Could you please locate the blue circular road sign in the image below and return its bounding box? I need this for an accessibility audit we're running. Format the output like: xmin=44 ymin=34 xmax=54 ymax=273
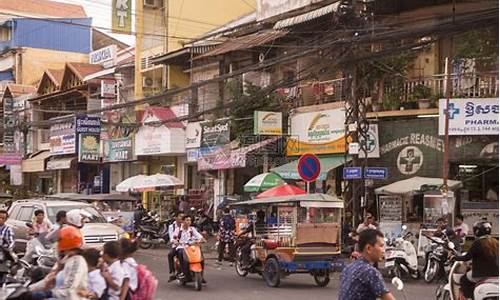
xmin=297 ymin=153 xmax=321 ymax=182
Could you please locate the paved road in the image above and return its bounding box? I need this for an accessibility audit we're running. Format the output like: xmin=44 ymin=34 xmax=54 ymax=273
xmin=136 ymin=248 xmax=441 ymax=300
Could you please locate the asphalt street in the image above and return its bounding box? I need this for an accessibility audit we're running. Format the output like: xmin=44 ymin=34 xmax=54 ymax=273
xmin=136 ymin=248 xmax=441 ymax=300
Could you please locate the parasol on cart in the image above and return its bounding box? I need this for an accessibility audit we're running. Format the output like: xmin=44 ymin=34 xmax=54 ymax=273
xmin=244 ymin=172 xmax=285 ymax=193
xmin=255 ymin=184 xmax=306 ymax=199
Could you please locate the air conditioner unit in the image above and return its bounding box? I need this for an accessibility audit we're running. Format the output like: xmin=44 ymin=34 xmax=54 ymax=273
xmin=144 ymin=0 xmax=159 ymax=8
xmin=143 ymin=76 xmax=159 ymax=88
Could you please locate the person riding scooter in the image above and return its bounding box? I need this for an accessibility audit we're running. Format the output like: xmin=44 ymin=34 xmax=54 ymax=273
xmin=172 ymin=215 xmax=206 ymax=282
xmin=453 ymin=220 xmax=499 ymax=300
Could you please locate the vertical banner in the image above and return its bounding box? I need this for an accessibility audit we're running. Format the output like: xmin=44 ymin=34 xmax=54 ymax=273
xmin=359 ymin=124 xmax=380 ymax=158
xmin=112 ymin=0 xmax=132 ymax=33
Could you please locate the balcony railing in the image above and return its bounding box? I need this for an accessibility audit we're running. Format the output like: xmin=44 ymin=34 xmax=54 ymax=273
xmin=398 ymin=71 xmax=499 ymax=100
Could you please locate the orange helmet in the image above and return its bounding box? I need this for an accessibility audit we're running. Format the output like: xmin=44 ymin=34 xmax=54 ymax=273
xmin=58 ymin=226 xmax=83 ymax=252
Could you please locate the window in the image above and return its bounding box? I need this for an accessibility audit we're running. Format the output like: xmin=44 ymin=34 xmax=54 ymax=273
xmin=46 ymin=206 xmax=106 ymax=224
xmin=9 ymin=205 xmax=21 ymax=220
xmin=17 ymin=206 xmax=34 ymax=222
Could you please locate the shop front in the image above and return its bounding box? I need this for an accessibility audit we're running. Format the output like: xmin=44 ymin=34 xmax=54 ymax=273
xmin=134 ymin=106 xmax=186 ymax=213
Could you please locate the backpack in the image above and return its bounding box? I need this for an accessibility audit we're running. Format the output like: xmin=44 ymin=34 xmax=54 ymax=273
xmin=131 ymin=264 xmax=158 ymax=300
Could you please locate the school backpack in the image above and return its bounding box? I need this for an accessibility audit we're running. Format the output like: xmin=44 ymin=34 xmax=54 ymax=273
xmin=131 ymin=264 xmax=158 ymax=300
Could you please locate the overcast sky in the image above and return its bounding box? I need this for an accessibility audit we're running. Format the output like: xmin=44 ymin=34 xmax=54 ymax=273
xmin=59 ymin=0 xmax=136 ymax=47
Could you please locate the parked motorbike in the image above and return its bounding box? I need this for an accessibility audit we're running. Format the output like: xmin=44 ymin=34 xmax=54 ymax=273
xmin=173 ymin=244 xmax=204 ymax=291
xmin=136 ymin=211 xmax=173 ymax=249
xmin=436 ymin=244 xmax=498 ymax=300
xmin=422 ymin=233 xmax=454 ymax=283
xmin=194 ymin=211 xmax=218 ymax=236
xmin=384 ymin=225 xmax=419 ymax=281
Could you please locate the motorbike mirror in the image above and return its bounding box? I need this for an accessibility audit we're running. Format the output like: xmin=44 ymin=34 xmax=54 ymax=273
xmin=391 ymin=277 xmax=404 ymax=291
xmin=448 ymin=242 xmax=455 ymax=250
xmin=384 ymin=237 xmax=388 ymax=242
xmin=401 ymin=225 xmax=407 ymax=231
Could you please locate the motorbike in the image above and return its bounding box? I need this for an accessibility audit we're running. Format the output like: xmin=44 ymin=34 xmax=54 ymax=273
xmin=234 ymin=235 xmax=259 ymax=277
xmin=423 ymin=233 xmax=454 ymax=283
xmin=384 ymin=225 xmax=419 ymax=281
xmin=194 ymin=212 xmax=218 ymax=236
xmin=173 ymin=243 xmax=204 ymax=291
xmin=436 ymin=244 xmax=499 ymax=300
xmin=136 ymin=212 xmax=173 ymax=249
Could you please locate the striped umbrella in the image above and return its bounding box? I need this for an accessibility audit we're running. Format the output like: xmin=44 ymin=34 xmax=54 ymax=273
xmin=244 ymin=172 xmax=285 ymax=193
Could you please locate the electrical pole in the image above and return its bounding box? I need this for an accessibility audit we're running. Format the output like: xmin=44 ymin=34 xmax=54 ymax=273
xmin=134 ymin=0 xmax=144 ymax=106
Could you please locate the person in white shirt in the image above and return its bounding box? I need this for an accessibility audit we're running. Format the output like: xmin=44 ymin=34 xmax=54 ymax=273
xmin=172 ymin=215 xmax=204 ymax=279
xmin=120 ymin=238 xmax=139 ymax=299
xmin=356 ymin=213 xmax=377 ymax=233
xmin=81 ymin=248 xmax=106 ymax=300
xmin=454 ymin=214 xmax=470 ymax=239
xmin=168 ymin=213 xmax=184 ymax=281
xmin=101 ymin=241 xmax=125 ymax=300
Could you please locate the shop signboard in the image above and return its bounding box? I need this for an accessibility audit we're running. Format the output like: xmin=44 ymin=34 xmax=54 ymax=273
xmin=287 ymin=108 xmax=346 ymax=156
xmin=112 ymin=0 xmax=132 ymax=33
xmin=103 ymin=137 xmax=134 ymax=162
xmin=253 ymin=111 xmax=282 ymax=135
xmin=185 ymin=122 xmax=202 ymax=149
xmin=2 ymin=94 xmax=14 ymax=153
xmin=78 ymin=134 xmax=100 ymax=162
xmin=439 ymin=98 xmax=499 ymax=136
xmin=50 ymin=121 xmax=76 ymax=155
xmin=75 ymin=115 xmax=101 ymax=134
xmin=377 ymin=119 xmax=444 ymax=182
xmin=101 ymin=80 xmax=116 ymax=98
xmin=377 ymin=195 xmax=402 ymax=222
xmin=359 ymin=124 xmax=380 ymax=158
xmin=200 ymin=118 xmax=230 ymax=149
xmin=9 ymin=165 xmax=22 ymax=185
xmin=135 ymin=125 xmax=185 ymax=155
xmin=0 ymin=153 xmax=22 ymax=165
xmin=90 ymin=45 xmax=117 ymax=65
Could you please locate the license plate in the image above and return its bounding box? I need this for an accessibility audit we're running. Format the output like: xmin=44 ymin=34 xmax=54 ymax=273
xmin=385 ymin=260 xmax=395 ymax=268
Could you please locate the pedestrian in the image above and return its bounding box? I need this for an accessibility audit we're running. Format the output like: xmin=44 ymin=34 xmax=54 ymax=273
xmin=30 ymin=209 xmax=52 ymax=235
xmin=178 ymin=196 xmax=189 ymax=214
xmin=101 ymin=241 xmax=125 ymax=300
xmin=0 ymin=210 xmax=15 ymax=251
xmin=356 ymin=213 xmax=377 ymax=233
xmin=339 ymin=229 xmax=395 ymax=300
xmin=216 ymin=207 xmax=236 ymax=265
xmin=80 ymin=248 xmax=107 ymax=300
xmin=168 ymin=212 xmax=184 ymax=282
xmin=120 ymin=238 xmax=139 ymax=300
xmin=454 ymin=214 xmax=470 ymax=238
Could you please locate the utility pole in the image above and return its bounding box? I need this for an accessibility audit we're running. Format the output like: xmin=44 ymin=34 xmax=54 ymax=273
xmin=134 ymin=0 xmax=144 ymax=106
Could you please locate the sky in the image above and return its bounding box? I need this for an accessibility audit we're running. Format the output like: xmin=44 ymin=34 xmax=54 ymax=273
xmin=59 ymin=0 xmax=136 ymax=46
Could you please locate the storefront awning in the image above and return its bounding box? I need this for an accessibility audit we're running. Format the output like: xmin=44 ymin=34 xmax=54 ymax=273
xmin=273 ymin=2 xmax=340 ymax=29
xmin=21 ymin=150 xmax=50 ymax=173
xmin=46 ymin=157 xmax=75 ymax=170
xmin=270 ymin=155 xmax=349 ymax=181
xmin=374 ymin=177 xmax=462 ymax=195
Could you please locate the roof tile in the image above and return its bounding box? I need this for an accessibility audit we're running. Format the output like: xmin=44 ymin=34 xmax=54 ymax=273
xmin=0 ymin=0 xmax=87 ymax=18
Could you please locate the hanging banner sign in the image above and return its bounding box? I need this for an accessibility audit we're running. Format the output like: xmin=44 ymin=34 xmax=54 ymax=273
xmin=101 ymin=80 xmax=117 ymax=98
xmin=200 ymin=119 xmax=230 ymax=149
xmin=287 ymin=108 xmax=346 ymax=156
xmin=359 ymin=124 xmax=380 ymax=158
xmin=439 ymin=98 xmax=499 ymax=135
xmin=254 ymin=111 xmax=282 ymax=135
xmin=75 ymin=115 xmax=101 ymax=134
xmin=103 ymin=137 xmax=134 ymax=162
xmin=112 ymin=0 xmax=132 ymax=33
xmin=78 ymin=133 xmax=100 ymax=162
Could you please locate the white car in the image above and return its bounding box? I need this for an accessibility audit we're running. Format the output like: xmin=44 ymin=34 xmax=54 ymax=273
xmin=7 ymin=199 xmax=126 ymax=252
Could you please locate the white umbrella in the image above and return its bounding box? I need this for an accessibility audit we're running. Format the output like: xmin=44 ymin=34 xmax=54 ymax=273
xmin=134 ymin=173 xmax=183 ymax=191
xmin=115 ymin=175 xmax=149 ymax=192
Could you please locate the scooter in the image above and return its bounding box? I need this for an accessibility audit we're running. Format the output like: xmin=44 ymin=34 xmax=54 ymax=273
xmin=422 ymin=233 xmax=454 ymax=283
xmin=436 ymin=244 xmax=499 ymax=300
xmin=384 ymin=225 xmax=419 ymax=280
xmin=173 ymin=244 xmax=204 ymax=291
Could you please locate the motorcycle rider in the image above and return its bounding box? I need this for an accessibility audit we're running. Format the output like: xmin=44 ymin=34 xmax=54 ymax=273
xmin=172 ymin=215 xmax=205 ymax=281
xmin=454 ymin=220 xmax=499 ymax=300
xmin=168 ymin=212 xmax=184 ymax=282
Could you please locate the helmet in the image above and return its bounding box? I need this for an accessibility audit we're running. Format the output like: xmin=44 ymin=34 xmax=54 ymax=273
xmin=58 ymin=226 xmax=83 ymax=252
xmin=66 ymin=209 xmax=92 ymax=228
xmin=473 ymin=220 xmax=492 ymax=237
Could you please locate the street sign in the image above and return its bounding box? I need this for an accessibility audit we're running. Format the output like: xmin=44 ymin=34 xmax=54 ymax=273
xmin=364 ymin=167 xmax=388 ymax=180
xmin=343 ymin=167 xmax=362 ymax=179
xmin=297 ymin=153 xmax=321 ymax=182
xmin=348 ymin=142 xmax=360 ymax=155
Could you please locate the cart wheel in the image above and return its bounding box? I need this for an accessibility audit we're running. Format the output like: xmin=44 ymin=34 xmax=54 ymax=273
xmin=313 ymin=271 xmax=330 ymax=287
xmin=263 ymin=258 xmax=281 ymax=287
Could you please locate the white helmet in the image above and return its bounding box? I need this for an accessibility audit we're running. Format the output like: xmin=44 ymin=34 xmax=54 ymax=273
xmin=66 ymin=209 xmax=92 ymax=228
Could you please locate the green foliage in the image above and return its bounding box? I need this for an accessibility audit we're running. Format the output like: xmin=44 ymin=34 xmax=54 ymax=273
xmin=454 ymin=27 xmax=499 ymax=63
xmin=382 ymin=90 xmax=400 ymax=111
xmin=412 ymin=84 xmax=432 ymax=100
xmin=228 ymin=80 xmax=286 ymax=140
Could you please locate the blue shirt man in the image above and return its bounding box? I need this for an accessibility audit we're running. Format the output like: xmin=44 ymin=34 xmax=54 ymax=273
xmin=339 ymin=229 xmax=395 ymax=300
xmin=0 ymin=210 xmax=15 ymax=250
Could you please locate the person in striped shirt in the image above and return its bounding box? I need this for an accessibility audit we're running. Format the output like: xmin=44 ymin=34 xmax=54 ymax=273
xmin=0 ymin=210 xmax=15 ymax=251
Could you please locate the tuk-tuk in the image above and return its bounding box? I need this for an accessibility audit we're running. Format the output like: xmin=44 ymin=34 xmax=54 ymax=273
xmin=47 ymin=193 xmax=138 ymax=233
xmin=231 ymin=193 xmax=344 ymax=288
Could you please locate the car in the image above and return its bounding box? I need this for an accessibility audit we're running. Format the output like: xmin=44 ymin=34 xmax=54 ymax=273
xmin=6 ymin=199 xmax=127 ymax=253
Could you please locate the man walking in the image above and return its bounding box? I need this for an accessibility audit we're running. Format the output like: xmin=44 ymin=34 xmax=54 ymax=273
xmin=339 ymin=229 xmax=395 ymax=300
xmin=216 ymin=207 xmax=236 ymax=265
